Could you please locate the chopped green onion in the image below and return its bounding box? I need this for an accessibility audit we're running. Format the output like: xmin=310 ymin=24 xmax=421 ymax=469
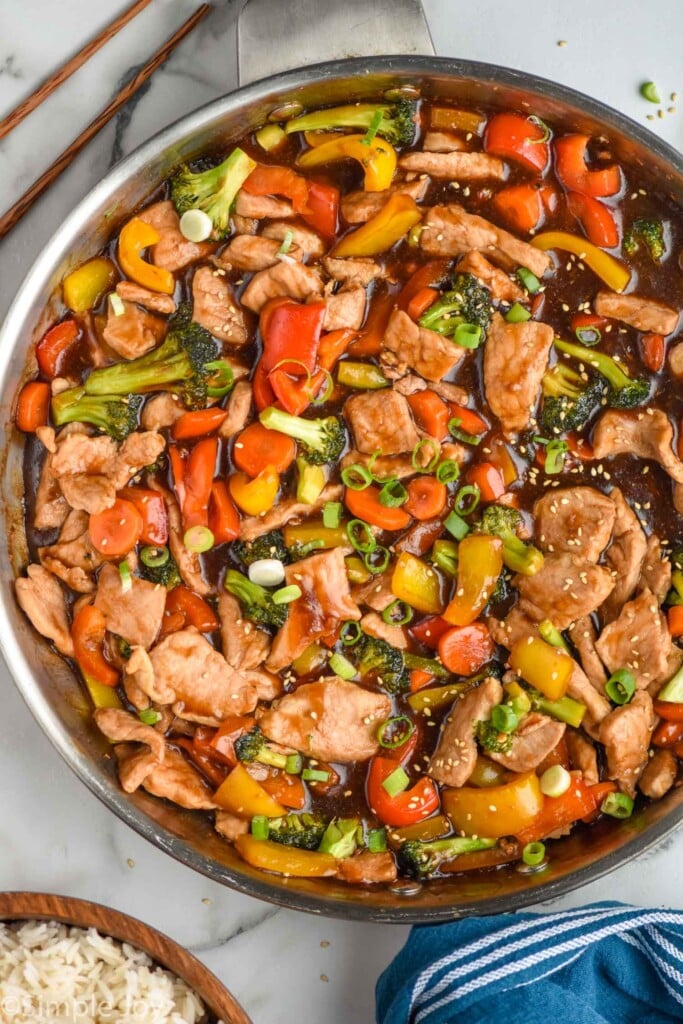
xmin=138 ymin=708 xmax=161 ymax=726
xmin=251 ymin=815 xmax=269 ymax=840
xmin=435 ymin=459 xmax=460 ymax=484
xmin=407 ymin=223 xmax=424 ymax=247
xmin=341 ymin=621 xmax=362 ymax=646
xmin=505 ymin=302 xmax=532 ymax=323
xmin=341 ymin=463 xmax=374 ymax=490
xmin=491 ymin=704 xmax=518 ymax=734
xmin=364 ymin=545 xmax=390 ymax=573
xmin=544 ymin=439 xmax=568 ymax=475
xmin=323 ymin=501 xmax=342 ymax=528
xmin=453 ymin=323 xmax=483 ymax=349
xmin=454 ymin=484 xmax=480 ymax=516
xmin=272 ymin=584 xmax=302 ymax=605
xmin=347 ymin=518 xmax=376 ymax=554
xmin=294 ymin=539 xmax=326 ymax=558
xmin=141 ymin=545 xmax=170 ymax=568
xmin=118 ymin=559 xmax=133 ymax=593
xmin=574 ymin=325 xmax=601 ymax=346
xmin=601 ymin=791 xmax=634 ymax=819
xmin=277 ymin=229 xmax=294 ymax=255
xmin=382 ymin=764 xmax=410 ymax=798
xmin=329 ymin=651 xmax=357 ymax=680
xmin=109 ymin=292 xmax=126 ymax=317
xmin=539 ymin=764 xmax=571 ymax=798
xmin=377 ymin=715 xmax=416 ymax=749
xmin=205 ymin=359 xmax=235 ymax=398
xmin=411 ymin=438 xmax=440 ymax=472
xmin=183 ymin=525 xmax=214 ymax=553
xmin=362 ymin=108 xmax=384 ymax=145
xmin=517 ymin=267 xmax=541 ymax=293
xmin=382 ymin=599 xmax=413 ymax=626
xmin=431 ymin=539 xmax=459 ymax=576
xmin=444 ymin=509 xmax=470 ymax=540
xmin=522 ymin=841 xmax=546 ymax=867
xmin=367 ymin=827 xmax=387 ymax=853
xmin=448 ymin=417 xmax=481 ymax=446
xmin=605 ymin=668 xmax=636 ymax=706
xmin=367 ymin=449 xmax=392 ymax=483
xmin=302 ymin=767 xmax=331 ymax=783
xmin=285 ymin=753 xmax=303 ymax=774
xmin=527 ymin=115 xmax=551 ymax=144
xmin=378 ymin=478 xmax=408 ymax=507
xmin=641 ymin=81 xmax=661 ymax=104
xmin=179 ymin=208 xmax=214 ymax=242
xmin=538 ymin=619 xmax=569 ymax=651
xmin=310 ymin=369 xmax=334 ymax=406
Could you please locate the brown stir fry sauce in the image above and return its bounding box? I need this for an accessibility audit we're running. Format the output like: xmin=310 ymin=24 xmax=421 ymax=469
xmin=14 ymin=97 xmax=683 ymax=885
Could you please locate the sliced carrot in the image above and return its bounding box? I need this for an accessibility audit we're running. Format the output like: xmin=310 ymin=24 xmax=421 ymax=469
xmin=641 ymin=333 xmax=665 ymax=373
xmin=349 ymin=288 xmax=395 ymax=356
xmin=407 ymin=287 xmax=439 ymax=322
xmin=449 ymin=404 xmax=488 ymax=436
xmin=437 ymin=622 xmax=494 ymax=676
xmin=89 ymin=498 xmax=143 ymax=557
xmin=668 ymin=606 xmax=683 ymax=637
xmin=408 ymin=390 xmax=450 ymax=439
xmin=318 ymin=328 xmax=356 ymax=370
xmin=233 ymin=421 xmax=297 ymax=477
xmin=409 ymin=668 xmax=435 ymax=692
xmin=492 ymin=184 xmax=544 ymax=235
xmin=209 ymin=480 xmax=240 ymax=544
xmin=344 ymin=485 xmax=411 ymax=531
xmin=36 ymin=319 xmax=79 ymax=379
xmin=72 ymin=605 xmax=118 ymax=687
xmin=466 ymin=462 xmax=505 ymax=503
xmin=172 ymin=408 xmax=228 ymax=441
xmin=118 ymin=487 xmax=168 ymax=546
xmin=183 ymin=437 xmax=218 ymax=529
xmin=404 ymin=476 xmax=448 ymax=521
xmin=16 ymin=381 xmax=50 ymax=432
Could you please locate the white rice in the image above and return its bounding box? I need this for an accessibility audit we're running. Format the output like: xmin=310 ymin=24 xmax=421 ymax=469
xmin=0 ymin=919 xmax=209 ymax=1023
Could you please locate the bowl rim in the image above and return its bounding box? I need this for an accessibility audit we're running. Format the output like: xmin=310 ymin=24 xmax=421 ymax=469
xmin=2 ymin=53 xmax=683 ymax=924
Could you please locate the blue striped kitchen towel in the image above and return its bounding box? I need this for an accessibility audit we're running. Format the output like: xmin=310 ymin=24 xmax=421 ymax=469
xmin=376 ymin=902 xmax=683 ymax=1023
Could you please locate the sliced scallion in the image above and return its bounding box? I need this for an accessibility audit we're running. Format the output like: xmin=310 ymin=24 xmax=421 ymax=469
xmin=341 ymin=463 xmax=374 ymax=490
xmin=522 ymin=841 xmax=546 ymax=867
xmin=272 ymin=584 xmax=302 ymax=605
xmin=381 ymin=764 xmax=410 ymax=798
xmin=601 ymin=791 xmax=634 ymax=819
xmin=362 ymin=108 xmax=384 ymax=146
xmin=453 ymin=323 xmax=483 ymax=349
xmin=285 ymin=753 xmax=303 ymax=774
xmin=364 ymin=545 xmax=390 ymax=573
xmin=277 ymin=229 xmax=294 ymax=255
xmin=378 ymin=478 xmax=408 ymax=507
xmin=641 ymin=81 xmax=661 ymax=104
xmin=411 ymin=438 xmax=440 ymax=472
xmin=367 ymin=827 xmax=387 ymax=853
xmin=138 ymin=708 xmax=161 ymax=726
xmin=544 ymin=439 xmax=569 ymax=475
xmin=184 ymin=525 xmax=215 ymax=553
xmin=141 ymin=545 xmax=169 ymax=568
xmin=448 ymin=417 xmax=481 ymax=446
xmin=517 ymin=267 xmax=541 ymax=293
xmin=377 ymin=716 xmax=415 ymax=749
xmin=527 ymin=114 xmax=551 ymax=143
xmin=435 ymin=459 xmax=460 ymax=484
xmin=118 ymin=560 xmax=132 ymax=593
xmin=454 ymin=484 xmax=480 ymax=516
xmin=505 ymin=302 xmax=532 ymax=323
xmin=251 ymin=815 xmax=269 ymax=840
xmin=347 ymin=518 xmax=376 ymax=554
xmin=340 ymin=621 xmax=362 ymax=646
xmin=382 ymin=599 xmax=413 ymax=626
xmin=444 ymin=509 xmax=470 ymax=540
xmin=574 ymin=325 xmax=601 ymax=346
xmin=329 ymin=652 xmax=357 ymax=680
xmin=605 ymin=668 xmax=636 ymax=706
xmin=302 ymin=767 xmax=331 ymax=783
xmin=431 ymin=539 xmax=459 ymax=576
xmin=491 ymin=704 xmax=518 ymax=734
xmin=322 ymin=501 xmax=342 ymax=528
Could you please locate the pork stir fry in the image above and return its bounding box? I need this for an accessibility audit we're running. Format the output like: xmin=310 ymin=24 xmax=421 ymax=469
xmin=15 ymin=97 xmax=683 ymax=885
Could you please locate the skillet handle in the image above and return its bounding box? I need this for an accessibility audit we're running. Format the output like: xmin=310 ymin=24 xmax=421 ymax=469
xmin=236 ymin=0 xmax=435 ymax=87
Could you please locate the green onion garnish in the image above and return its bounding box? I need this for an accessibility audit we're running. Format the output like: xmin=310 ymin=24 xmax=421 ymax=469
xmin=522 ymin=841 xmax=546 ymax=867
xmin=538 ymin=619 xmax=569 ymax=651
xmin=444 ymin=509 xmax=470 ymax=540
xmin=378 ymin=478 xmax=408 ymax=507
xmin=367 ymin=449 xmax=391 ymax=483
xmin=641 ymin=81 xmax=661 ymax=104
xmin=293 ymin=539 xmax=325 ymax=558
xmin=367 ymin=827 xmax=387 ymax=853
xmin=605 ymin=668 xmax=636 ymax=706
xmin=285 ymin=753 xmax=303 ymax=774
xmin=341 ymin=463 xmax=374 ymax=490
xmin=411 ymin=438 xmax=440 ymax=472
xmin=302 ymin=768 xmax=331 ymax=783
xmin=364 ymin=545 xmax=390 ymax=573
xmin=329 ymin=651 xmax=357 ymax=680
xmin=574 ymin=325 xmax=601 ymax=346
xmin=454 ymin=484 xmax=480 ymax=516
xmin=138 ymin=708 xmax=161 ymax=726
xmin=347 ymin=518 xmax=376 ymax=554
xmin=505 ymin=302 xmax=532 ymax=323
xmin=544 ymin=439 xmax=569 ymax=475
xmin=183 ymin=525 xmax=214 ymax=553
xmin=527 ymin=115 xmax=551 ymax=143
xmin=141 ymin=545 xmax=170 ymax=568
xmin=322 ymin=501 xmax=342 ymax=528
xmin=340 ymin=621 xmax=362 ymax=646
xmin=601 ymin=791 xmax=634 ymax=819
xmin=277 ymin=229 xmax=294 ymax=255
xmin=491 ymin=704 xmax=519 ymax=734
xmin=309 ymin=368 xmax=334 ymax=405
xmin=517 ymin=267 xmax=541 ymax=293
xmin=448 ymin=417 xmax=481 ymax=446
xmin=381 ymin=764 xmax=410 ymax=797
xmin=272 ymin=584 xmax=302 ymax=605
xmin=378 ymin=715 xmax=415 ymax=749
xmin=109 ymin=292 xmax=125 ymax=317
xmin=118 ymin=559 xmax=132 ymax=593
xmin=382 ymin=599 xmax=413 ymax=626
xmin=251 ymin=815 xmax=269 ymax=840
xmin=453 ymin=323 xmax=483 ymax=349
xmin=435 ymin=459 xmax=461 ymax=484
xmin=362 ymin=108 xmax=384 ymax=145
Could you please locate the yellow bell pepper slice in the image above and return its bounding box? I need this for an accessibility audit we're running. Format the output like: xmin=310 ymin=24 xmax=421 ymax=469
xmin=235 ymin=834 xmax=338 ymax=877
xmin=63 ymin=257 xmax=116 ymax=313
xmin=83 ymin=672 xmax=122 ymax=710
xmin=442 ymin=535 xmax=503 ymax=627
xmin=532 ymin=231 xmax=630 ymax=293
xmin=228 ymin=465 xmax=279 ymax=516
xmin=118 ymin=217 xmax=175 ymax=295
xmin=443 ymin=772 xmax=544 ymax=839
xmin=214 ymin=764 xmax=286 ymax=818
xmin=333 ymin=193 xmax=422 ymax=258
xmin=298 ymin=133 xmax=397 ymax=191
xmin=391 ymin=551 xmax=444 ymax=615
xmin=283 ymin=520 xmax=348 ymax=549
xmin=389 ymin=814 xmax=452 ymax=844
xmin=429 ymin=107 xmax=484 ymax=135
xmin=509 ymin=635 xmax=574 ymax=701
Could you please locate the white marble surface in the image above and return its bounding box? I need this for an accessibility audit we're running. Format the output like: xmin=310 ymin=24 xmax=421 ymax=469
xmin=1 ymin=2 xmax=682 ymax=1022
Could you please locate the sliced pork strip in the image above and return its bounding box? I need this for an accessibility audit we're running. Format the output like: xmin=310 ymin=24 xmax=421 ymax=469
xmin=140 ymin=392 xmax=185 ymax=431
xmin=93 ymin=563 xmax=165 ymax=649
xmin=458 ymin=251 xmax=524 ymax=303
xmin=428 ymin=676 xmax=503 ymax=787
xmin=594 ymin=289 xmax=679 ymax=336
xmin=341 ymin=179 xmax=429 ymax=224
xmin=351 ymin=571 xmax=395 ymax=613
xmin=533 ymin=487 xmax=616 ymax=562
xmin=638 ymin=749 xmax=678 ymax=800
xmin=399 ymin=150 xmax=505 ymax=180
xmin=483 ymin=313 xmax=554 ymax=435
xmin=422 ymin=130 xmax=467 ymax=153
xmin=93 ymin=708 xmax=165 ymax=761
xmin=567 ymin=616 xmax=608 ymax=693
xmin=382 ymin=308 xmax=468 ymax=383
xmin=360 ymin=611 xmax=409 ymax=650
xmin=596 ymin=588 xmax=671 ymax=690
xmin=238 ymin=483 xmax=343 ymax=542
xmin=34 ymin=447 xmax=69 ymax=531
xmin=344 ymin=389 xmax=420 ymax=455
xmin=218 ymin=235 xmax=303 ymax=272
xmin=488 ymin=713 xmax=566 ymax=773
xmin=51 ymin=434 xmax=118 ymax=513
xmin=337 ymin=851 xmax=398 ymax=885
xmin=391 ymin=373 xmax=469 ymax=407
xmin=566 ymin=730 xmax=599 ymax=786
xmin=116 ymin=746 xmax=160 ymax=794
xmin=638 ymin=534 xmax=672 ymax=604
xmin=218 ymin=591 xmax=271 ymax=671
xmin=514 ymin=552 xmax=615 ymax=630
xmin=600 ymin=488 xmax=648 ymax=623
xmin=141 ymin=745 xmax=217 ymax=809
xmin=419 ymin=204 xmax=552 ymax=278
xmin=599 ymin=690 xmax=655 ymax=797
xmin=259 ymin=677 xmax=390 ymax=762
xmin=102 ymin=300 xmax=165 ymax=360
xmin=592 ymin=409 xmax=683 ymax=483
xmin=38 ymin=509 xmax=105 ymax=593
xmin=215 ymin=810 xmax=249 ymax=841
xmin=148 ymin=481 xmax=210 ymax=595
xmin=566 ymin=661 xmax=611 ymax=725
xmin=322 ymin=256 xmax=386 ymax=286
xmin=234 ymin=191 xmax=294 ymax=219
xmin=323 ymin=284 xmax=366 ymax=331
xmin=191 ymin=266 xmax=248 ymax=345
xmin=15 ymin=564 xmax=74 ymax=657
xmin=111 ymin=432 xmax=166 ymax=490
xmin=262 ymin=220 xmax=324 ymax=258
xmin=240 ymin=261 xmax=323 ymax=314
xmin=116 ymin=281 xmax=177 ymax=314
xmin=267 ymin=547 xmax=361 ymax=671
xmin=218 ymin=380 xmax=252 ymax=439
xmin=138 ymin=200 xmax=214 ymax=272
xmin=487 ymin=606 xmax=539 ymax=650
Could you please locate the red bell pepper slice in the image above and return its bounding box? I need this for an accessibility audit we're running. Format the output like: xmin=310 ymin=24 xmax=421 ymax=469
xmin=209 ymin=480 xmax=241 ymax=544
xmin=162 ymin=585 xmax=219 ymax=636
xmin=252 ymin=358 xmax=276 ymax=411
xmin=566 ymin=191 xmax=620 ymax=248
xmin=396 ymin=259 xmax=451 ymax=313
xmin=118 ymin=487 xmax=169 ymax=547
xmin=36 ymin=319 xmax=79 ymax=379
xmin=269 ymin=367 xmax=320 ymax=415
xmin=207 ymin=716 xmax=255 ymax=766
xmin=366 ymin=756 xmax=440 ymax=827
xmin=242 ymin=164 xmax=309 ymax=212
xmin=260 ymin=299 xmax=326 ymax=375
xmin=175 ymin=736 xmax=228 ymax=788
xmin=317 ymin=328 xmax=356 ymax=370
xmin=554 ymin=134 xmax=622 ymax=197
xmin=493 ymin=184 xmax=545 ymax=235
xmin=484 ymin=113 xmax=549 ymax=175
xmin=72 ymin=605 xmax=118 ymax=687
xmin=641 ymin=333 xmax=665 ymax=373
xmin=516 ymin=777 xmax=617 ymax=844
xmin=183 ymin=437 xmax=218 ymax=529
xmin=410 ymin=615 xmax=452 ymax=650
xmin=653 ymin=699 xmax=683 ymax=723
xmin=302 ymin=181 xmax=340 ymax=238
xmin=466 ymin=462 xmax=506 ymax=503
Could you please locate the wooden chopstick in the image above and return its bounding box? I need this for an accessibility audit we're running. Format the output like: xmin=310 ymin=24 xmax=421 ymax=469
xmin=0 ymin=4 xmax=212 ymax=242
xmin=0 ymin=0 xmax=155 ymax=142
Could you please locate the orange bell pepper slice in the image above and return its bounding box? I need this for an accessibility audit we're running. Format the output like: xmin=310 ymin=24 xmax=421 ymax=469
xmin=118 ymin=217 xmax=175 ymax=295
xmin=443 ymin=772 xmax=544 ymax=839
xmin=229 ymin=465 xmax=279 ymax=515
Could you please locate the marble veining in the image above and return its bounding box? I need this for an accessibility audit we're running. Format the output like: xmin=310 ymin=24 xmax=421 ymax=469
xmin=0 ymin=2 xmax=682 ymax=1022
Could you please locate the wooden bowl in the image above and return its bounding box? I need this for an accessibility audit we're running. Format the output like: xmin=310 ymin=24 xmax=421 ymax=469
xmin=0 ymin=892 xmax=252 ymax=1024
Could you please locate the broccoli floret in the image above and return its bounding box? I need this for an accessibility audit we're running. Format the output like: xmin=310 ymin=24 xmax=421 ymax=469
xmin=478 ymin=505 xmax=544 ymax=577
xmin=284 ymin=99 xmax=417 ymax=147
xmin=397 ymin=836 xmax=497 ymax=879
xmin=235 ymin=725 xmax=290 ymax=769
xmin=139 ymin=554 xmax=182 ymax=589
xmin=355 ymin=635 xmax=407 ymax=694
xmin=475 ymin=720 xmax=513 ymax=754
xmin=318 ymin=818 xmax=360 ymax=859
xmin=418 ymin=273 xmax=492 ymax=340
xmin=231 ymin=530 xmax=289 ymax=567
xmin=623 ymin=218 xmax=666 ymax=262
xmin=554 ymin=340 xmax=651 ymax=409
xmin=51 ymin=386 xmax=142 ymax=441
xmin=84 ymin=303 xmax=231 ymax=410
xmin=170 ymin=147 xmax=257 ymax=238
xmin=223 ymin=569 xmax=287 ymax=629
xmin=268 ymin=812 xmax=328 ymax=850
xmin=540 ymin=363 xmax=604 ymax=434
xmin=259 ymin=406 xmax=346 ymax=466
